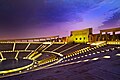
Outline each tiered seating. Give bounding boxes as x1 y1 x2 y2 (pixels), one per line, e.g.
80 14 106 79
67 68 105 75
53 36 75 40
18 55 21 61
2 52 16 59
38 44 50 51
27 44 41 50
45 44 63 51
54 43 76 53
17 52 30 59
78 45 114 60
0 42 120 80
0 43 13 51
4 45 120 80
36 52 53 61
15 43 28 50
37 53 56 66
27 51 38 59
61 44 89 55
30 52 42 60
60 45 118 65
27 44 49 59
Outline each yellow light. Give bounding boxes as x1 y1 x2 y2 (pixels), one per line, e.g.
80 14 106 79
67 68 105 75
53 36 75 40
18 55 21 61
67 55 70 58
78 57 80 58
74 58 77 59
91 58 99 60
106 49 109 51
72 54 74 56
103 56 110 59
81 56 84 57
65 60 67 62
117 47 120 49
97 52 100 53
19 71 22 73
27 68 29 70
89 54 91 55
43 42 52 44
101 50 105 52
71 58 73 60
83 59 89 62
116 54 120 56
111 48 114 50
68 59 70 61
91 48 94 50
76 61 81 63
93 53 96 54
66 56 68 58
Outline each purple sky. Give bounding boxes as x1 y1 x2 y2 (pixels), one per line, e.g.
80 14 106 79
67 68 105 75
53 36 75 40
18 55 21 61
0 0 120 39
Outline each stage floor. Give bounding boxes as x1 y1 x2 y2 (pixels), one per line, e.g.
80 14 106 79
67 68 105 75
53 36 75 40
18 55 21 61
0 59 33 71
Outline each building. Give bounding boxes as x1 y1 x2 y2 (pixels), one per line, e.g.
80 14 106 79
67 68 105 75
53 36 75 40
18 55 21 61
68 28 92 43
66 27 120 43
90 27 120 42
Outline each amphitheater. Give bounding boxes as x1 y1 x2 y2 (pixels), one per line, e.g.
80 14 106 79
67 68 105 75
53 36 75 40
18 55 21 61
0 28 120 80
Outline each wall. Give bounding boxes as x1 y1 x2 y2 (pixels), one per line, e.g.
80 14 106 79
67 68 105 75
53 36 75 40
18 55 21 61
68 28 92 43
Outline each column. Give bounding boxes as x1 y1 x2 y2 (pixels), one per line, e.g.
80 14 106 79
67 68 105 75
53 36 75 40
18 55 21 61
99 31 102 41
105 32 108 41
112 32 115 41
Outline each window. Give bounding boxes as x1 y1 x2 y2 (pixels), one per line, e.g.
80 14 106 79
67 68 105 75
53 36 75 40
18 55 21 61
84 37 85 40
80 38 81 40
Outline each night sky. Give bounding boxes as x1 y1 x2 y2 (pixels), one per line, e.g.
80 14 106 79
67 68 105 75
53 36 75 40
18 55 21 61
0 0 120 39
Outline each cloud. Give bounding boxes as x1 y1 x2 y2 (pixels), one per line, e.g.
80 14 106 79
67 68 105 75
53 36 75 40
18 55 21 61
98 10 120 29
108 7 120 12
0 0 105 26
0 0 106 38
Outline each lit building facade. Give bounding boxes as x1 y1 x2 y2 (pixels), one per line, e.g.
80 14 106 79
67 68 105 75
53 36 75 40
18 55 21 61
68 28 92 43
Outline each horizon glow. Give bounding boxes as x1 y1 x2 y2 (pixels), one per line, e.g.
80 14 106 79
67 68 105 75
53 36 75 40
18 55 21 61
0 0 120 39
